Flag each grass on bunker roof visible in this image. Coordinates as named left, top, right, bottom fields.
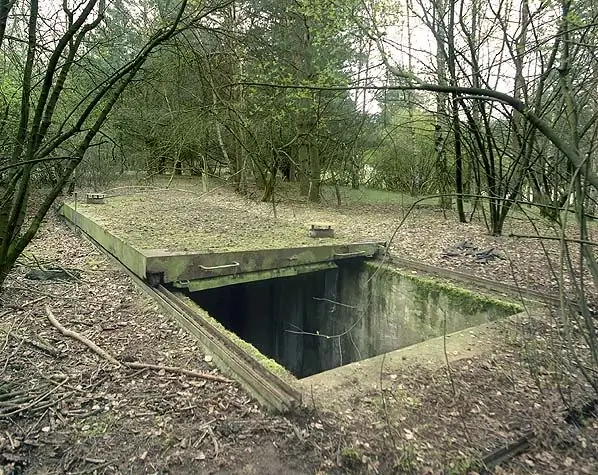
left=71, top=176, right=595, bottom=299
left=0, top=177, right=597, bottom=474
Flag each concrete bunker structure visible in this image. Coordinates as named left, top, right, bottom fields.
left=61, top=199, right=523, bottom=411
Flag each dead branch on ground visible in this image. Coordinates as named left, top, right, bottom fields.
left=45, top=305, right=232, bottom=383
left=126, top=362, right=232, bottom=383
left=46, top=305, right=121, bottom=366
left=1, top=329, right=60, bottom=356
left=0, top=378, right=71, bottom=417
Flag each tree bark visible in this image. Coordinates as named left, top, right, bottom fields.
left=308, top=141, right=321, bottom=203
left=446, top=0, right=465, bottom=222
left=433, top=0, right=452, bottom=209
left=0, top=0, right=14, bottom=50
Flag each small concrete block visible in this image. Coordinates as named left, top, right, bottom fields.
left=86, top=192, right=105, bottom=204
left=308, top=223, right=334, bottom=238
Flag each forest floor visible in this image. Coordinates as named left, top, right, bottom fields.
left=1, top=177, right=597, bottom=474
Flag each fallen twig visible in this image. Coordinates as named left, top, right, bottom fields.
left=30, top=253, right=46, bottom=272
left=55, top=265, right=81, bottom=282
left=28, top=393, right=72, bottom=414
left=0, top=395, right=36, bottom=407
left=207, top=424, right=220, bottom=456
left=480, top=430, right=535, bottom=473
left=0, top=389, right=27, bottom=402
left=1, top=330, right=60, bottom=357
left=45, top=306, right=232, bottom=384
left=0, top=378, right=70, bottom=417
left=9, top=284, right=79, bottom=300
left=22, top=296, right=47, bottom=308
left=45, top=305, right=121, bottom=366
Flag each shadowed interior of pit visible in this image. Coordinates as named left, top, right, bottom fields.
left=184, top=261, right=519, bottom=378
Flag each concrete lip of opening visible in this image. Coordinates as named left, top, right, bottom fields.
left=296, top=316, right=521, bottom=413
left=181, top=261, right=522, bottom=379
left=60, top=202, right=383, bottom=287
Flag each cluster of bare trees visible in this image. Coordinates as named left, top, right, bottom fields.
left=0, top=0, right=235, bottom=286
left=367, top=0, right=598, bottom=394
left=363, top=0, right=597, bottom=232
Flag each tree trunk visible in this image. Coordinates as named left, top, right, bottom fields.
left=297, top=140, right=309, bottom=196
left=452, top=95, right=466, bottom=222
left=446, top=0, right=465, bottom=222
left=308, top=142, right=320, bottom=203
left=350, top=156, right=360, bottom=189
left=434, top=0, right=451, bottom=209
left=261, top=172, right=275, bottom=202
left=290, top=7, right=318, bottom=201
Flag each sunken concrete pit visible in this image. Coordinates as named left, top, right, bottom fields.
left=180, top=261, right=522, bottom=379
left=60, top=194, right=525, bottom=411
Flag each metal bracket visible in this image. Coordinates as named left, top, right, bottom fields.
left=333, top=251, right=366, bottom=258
left=199, top=262, right=240, bottom=271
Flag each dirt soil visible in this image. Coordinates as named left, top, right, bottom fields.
left=1, top=179, right=597, bottom=474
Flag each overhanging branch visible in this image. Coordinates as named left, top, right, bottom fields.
left=235, top=81, right=598, bottom=190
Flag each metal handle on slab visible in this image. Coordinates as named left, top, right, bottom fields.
left=333, top=251, right=366, bottom=258
left=199, top=261, right=240, bottom=271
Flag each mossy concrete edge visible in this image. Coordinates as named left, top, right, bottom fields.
left=176, top=294, right=297, bottom=385
left=61, top=203, right=148, bottom=280
left=363, top=260, right=524, bottom=315
left=297, top=312, right=529, bottom=411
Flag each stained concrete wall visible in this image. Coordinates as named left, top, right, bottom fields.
left=188, top=261, right=519, bottom=378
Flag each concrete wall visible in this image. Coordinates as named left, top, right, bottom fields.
left=319, top=262, right=519, bottom=371
left=188, top=261, right=520, bottom=378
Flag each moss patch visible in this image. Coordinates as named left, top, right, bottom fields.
left=70, top=195, right=347, bottom=253
left=364, top=261, right=523, bottom=316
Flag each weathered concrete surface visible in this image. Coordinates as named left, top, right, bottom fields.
left=388, top=255, right=572, bottom=309
left=315, top=261, right=521, bottom=368
left=296, top=314, right=528, bottom=412
left=188, top=261, right=521, bottom=378
left=144, top=243, right=380, bottom=284
left=177, top=262, right=337, bottom=292
left=61, top=203, right=382, bottom=285
left=61, top=202, right=147, bottom=279
left=65, top=193, right=381, bottom=253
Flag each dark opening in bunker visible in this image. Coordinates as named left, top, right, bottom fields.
left=182, top=261, right=521, bottom=379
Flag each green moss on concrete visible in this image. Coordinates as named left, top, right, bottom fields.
left=228, top=331, right=295, bottom=381
left=364, top=261, right=523, bottom=316
left=61, top=203, right=147, bottom=280
left=178, top=295, right=296, bottom=383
